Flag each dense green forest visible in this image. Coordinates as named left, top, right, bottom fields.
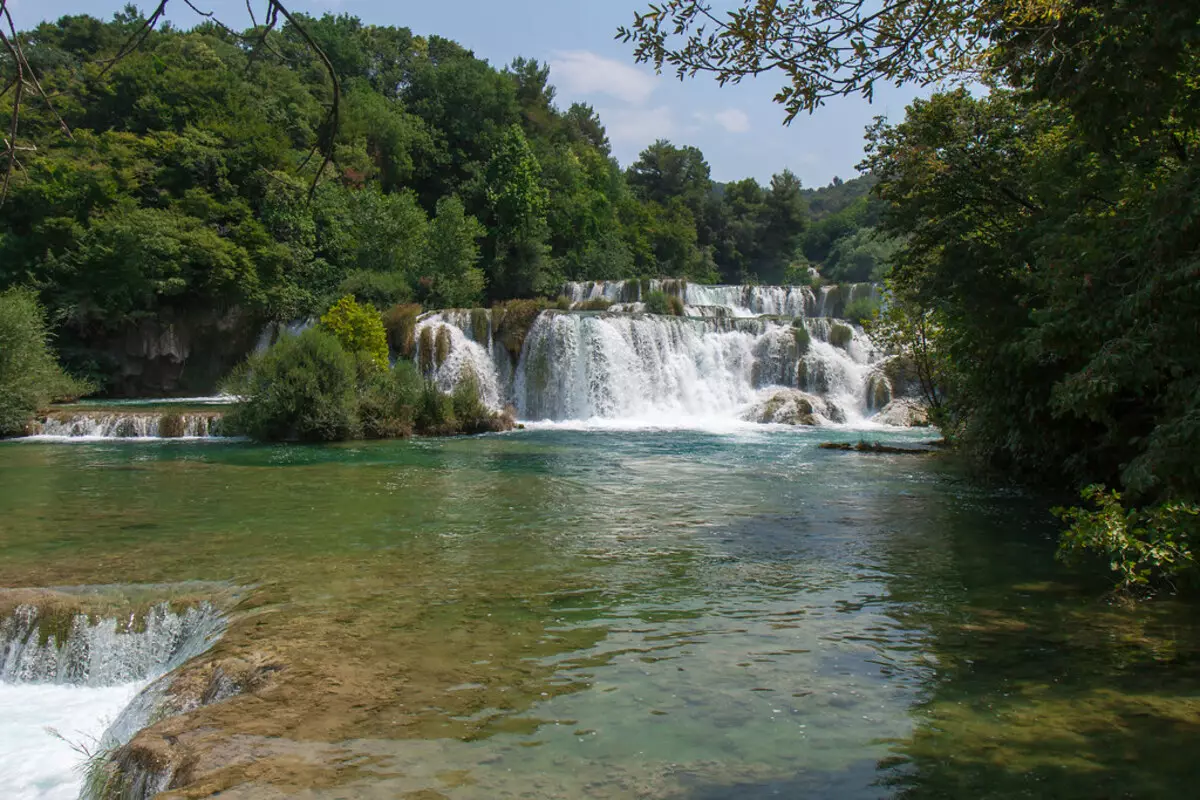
left=0, top=8, right=884, bottom=394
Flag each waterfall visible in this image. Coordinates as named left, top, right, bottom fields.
left=1, top=601, right=225, bottom=687
left=425, top=306, right=888, bottom=424
left=32, top=411, right=222, bottom=439
left=239, top=280, right=917, bottom=428
left=515, top=314, right=762, bottom=420
left=1, top=597, right=228, bottom=800
left=414, top=310, right=507, bottom=410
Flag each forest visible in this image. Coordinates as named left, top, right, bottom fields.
left=0, top=8, right=889, bottom=393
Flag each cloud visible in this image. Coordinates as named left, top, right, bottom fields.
left=713, top=109, right=751, bottom=133
left=604, top=105, right=676, bottom=144
left=550, top=50, right=659, bottom=106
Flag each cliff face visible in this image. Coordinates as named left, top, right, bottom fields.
left=63, top=307, right=262, bottom=397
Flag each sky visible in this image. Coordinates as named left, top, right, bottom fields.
left=8, top=0, right=931, bottom=188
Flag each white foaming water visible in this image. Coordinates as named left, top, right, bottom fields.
left=515, top=313, right=761, bottom=420
left=423, top=304, right=886, bottom=426
left=1, top=681, right=145, bottom=800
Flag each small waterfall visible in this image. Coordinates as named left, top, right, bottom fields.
left=1, top=601, right=226, bottom=686
left=1, top=595, right=229, bottom=799
left=560, top=280, right=878, bottom=318
left=414, top=311, right=507, bottom=409
left=33, top=411, right=222, bottom=438
left=254, top=317, right=315, bottom=354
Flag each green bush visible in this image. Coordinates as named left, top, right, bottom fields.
left=337, top=269, right=414, bottom=310
left=434, top=326, right=452, bottom=368
left=382, top=303, right=422, bottom=359
left=555, top=295, right=573, bottom=310
left=358, top=360, right=422, bottom=438
left=576, top=298, right=613, bottom=311
left=414, top=380, right=457, bottom=435
left=842, top=296, right=880, bottom=325
left=0, top=288, right=91, bottom=437
left=320, top=295, right=389, bottom=371
left=791, top=322, right=811, bottom=355
left=492, top=299, right=550, bottom=363
left=643, top=290, right=670, bottom=315
left=224, top=328, right=360, bottom=442
left=643, top=290, right=686, bottom=316
left=1056, top=485, right=1199, bottom=593
left=829, top=323, right=853, bottom=349
left=470, top=308, right=490, bottom=343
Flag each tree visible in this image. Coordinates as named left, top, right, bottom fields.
left=319, top=294, right=389, bottom=370
left=618, top=0, right=987, bottom=121
left=627, top=139, right=712, bottom=210
left=0, top=287, right=90, bottom=436
left=485, top=124, right=552, bottom=297
left=424, top=196, right=486, bottom=308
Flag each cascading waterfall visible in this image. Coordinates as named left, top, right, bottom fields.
left=417, top=281, right=905, bottom=425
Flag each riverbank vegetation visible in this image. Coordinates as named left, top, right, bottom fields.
left=224, top=297, right=511, bottom=441
left=0, top=288, right=91, bottom=437
left=625, top=0, right=1200, bottom=591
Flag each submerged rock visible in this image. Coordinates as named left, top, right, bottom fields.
left=875, top=398, right=931, bottom=427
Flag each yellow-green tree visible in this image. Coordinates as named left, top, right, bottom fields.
left=319, top=295, right=389, bottom=370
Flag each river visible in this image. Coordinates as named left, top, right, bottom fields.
left=3, top=426, right=1199, bottom=797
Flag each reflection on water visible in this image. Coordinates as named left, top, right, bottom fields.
left=2, top=428, right=1199, bottom=797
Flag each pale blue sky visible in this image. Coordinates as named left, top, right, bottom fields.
left=9, top=0, right=930, bottom=187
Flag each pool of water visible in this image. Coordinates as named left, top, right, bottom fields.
left=2, top=427, right=1199, bottom=797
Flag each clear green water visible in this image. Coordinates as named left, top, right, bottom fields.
left=2, top=427, right=1200, bottom=798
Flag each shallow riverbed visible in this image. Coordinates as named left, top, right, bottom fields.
left=2, top=427, right=1199, bottom=798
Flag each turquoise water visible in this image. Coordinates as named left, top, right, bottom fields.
left=2, top=427, right=1199, bottom=797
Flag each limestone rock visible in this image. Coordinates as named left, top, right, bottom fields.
left=874, top=398, right=931, bottom=427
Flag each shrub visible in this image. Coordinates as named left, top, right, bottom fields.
left=337, top=270, right=414, bottom=310
left=320, top=295, right=389, bottom=371
left=643, top=290, right=671, bottom=315
left=843, top=296, right=880, bottom=325
left=791, top=322, right=811, bottom=355
left=358, top=360, right=421, bottom=438
left=555, top=295, right=573, bottom=310
left=414, top=380, right=457, bottom=435
left=470, top=308, right=490, bottom=344
left=0, top=287, right=92, bottom=437
left=382, top=303, right=422, bottom=359
left=1056, top=485, right=1199, bottom=593
left=418, top=326, right=435, bottom=373
left=224, top=328, right=360, bottom=442
left=829, top=323, right=853, bottom=349
left=492, top=298, right=550, bottom=363
left=158, top=413, right=186, bottom=438
left=576, top=298, right=613, bottom=311
left=434, top=326, right=452, bottom=367
left=668, top=294, right=686, bottom=316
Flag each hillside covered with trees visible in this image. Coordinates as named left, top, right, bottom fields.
left=0, top=8, right=881, bottom=396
